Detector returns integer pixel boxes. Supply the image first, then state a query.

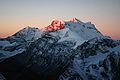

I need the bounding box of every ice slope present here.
[65,18,103,40]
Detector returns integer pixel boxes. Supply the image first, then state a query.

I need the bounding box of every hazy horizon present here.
[0,0,120,39]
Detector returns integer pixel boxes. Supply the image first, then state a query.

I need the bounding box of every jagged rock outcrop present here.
[59,38,120,80]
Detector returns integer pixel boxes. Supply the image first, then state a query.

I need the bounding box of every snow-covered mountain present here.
[0,18,120,80]
[0,18,104,60]
[0,27,42,61]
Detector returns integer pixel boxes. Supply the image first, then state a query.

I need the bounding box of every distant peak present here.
[22,26,39,31]
[69,18,84,24]
[69,18,77,22]
[22,26,34,31]
[12,26,40,36]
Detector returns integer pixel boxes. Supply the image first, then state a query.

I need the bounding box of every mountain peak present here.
[69,18,84,23]
[21,26,39,32]
[69,18,78,22]
[7,26,42,43]
[41,19,65,32]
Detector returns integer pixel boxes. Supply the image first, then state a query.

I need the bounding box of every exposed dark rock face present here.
[0,33,76,80]
[76,38,119,58]
[0,73,6,80]
[0,36,120,80]
[59,39,120,80]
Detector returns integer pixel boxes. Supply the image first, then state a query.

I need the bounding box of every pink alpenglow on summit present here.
[51,20,65,30]
[41,19,65,32]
